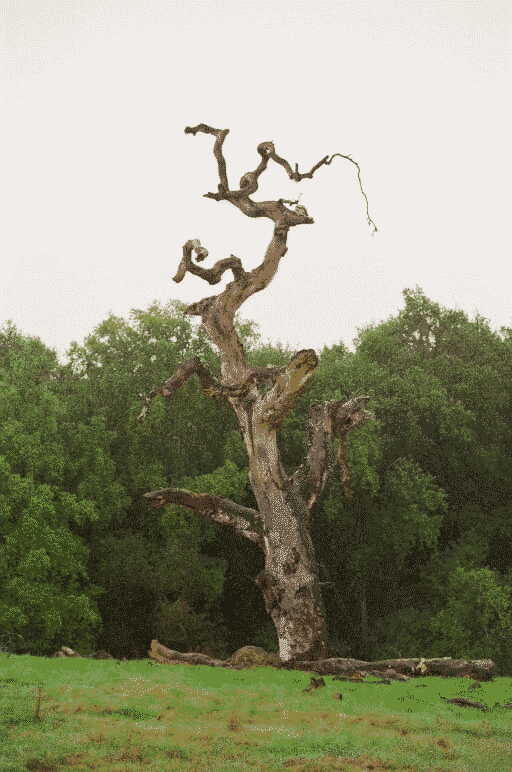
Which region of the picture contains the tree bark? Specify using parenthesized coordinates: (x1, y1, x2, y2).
(141, 124, 375, 662)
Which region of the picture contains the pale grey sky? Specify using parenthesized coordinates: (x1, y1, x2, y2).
(1, 0, 510, 355)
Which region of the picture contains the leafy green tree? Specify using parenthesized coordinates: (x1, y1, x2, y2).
(0, 324, 100, 653)
(430, 567, 512, 671)
(63, 303, 241, 656)
(299, 289, 511, 662)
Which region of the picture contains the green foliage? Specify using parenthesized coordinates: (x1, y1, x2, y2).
(0, 469, 96, 649)
(0, 325, 102, 654)
(430, 567, 512, 671)
(63, 303, 239, 657)
(1, 287, 511, 667)
(308, 288, 511, 662)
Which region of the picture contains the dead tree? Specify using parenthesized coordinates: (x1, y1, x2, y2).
(141, 124, 375, 662)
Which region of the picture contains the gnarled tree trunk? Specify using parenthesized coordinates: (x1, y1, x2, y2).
(140, 124, 375, 662)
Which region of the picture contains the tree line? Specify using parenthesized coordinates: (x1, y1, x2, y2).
(1, 288, 511, 670)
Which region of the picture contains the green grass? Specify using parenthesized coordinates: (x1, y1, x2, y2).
(1, 654, 511, 771)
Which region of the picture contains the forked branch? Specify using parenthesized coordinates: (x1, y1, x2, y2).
(292, 396, 374, 510)
(330, 396, 374, 498)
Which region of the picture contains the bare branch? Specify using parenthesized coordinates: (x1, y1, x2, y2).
(138, 356, 285, 420)
(292, 396, 374, 509)
(268, 148, 331, 182)
(173, 239, 247, 285)
(185, 124, 230, 191)
(269, 147, 377, 232)
(329, 395, 374, 498)
(144, 486, 263, 547)
(325, 154, 378, 233)
(137, 357, 223, 420)
(292, 403, 334, 512)
(177, 225, 291, 382)
(185, 123, 377, 232)
(330, 395, 373, 435)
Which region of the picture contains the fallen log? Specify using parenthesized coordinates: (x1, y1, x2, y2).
(368, 658, 495, 680)
(148, 640, 228, 667)
(283, 658, 370, 675)
(286, 657, 495, 678)
(147, 641, 496, 679)
(367, 668, 409, 681)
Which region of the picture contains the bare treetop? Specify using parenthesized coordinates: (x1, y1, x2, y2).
(184, 123, 377, 231)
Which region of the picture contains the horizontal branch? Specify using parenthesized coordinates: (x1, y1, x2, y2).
(137, 357, 219, 420)
(138, 356, 285, 420)
(144, 487, 263, 547)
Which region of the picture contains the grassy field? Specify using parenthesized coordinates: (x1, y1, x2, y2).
(0, 654, 511, 771)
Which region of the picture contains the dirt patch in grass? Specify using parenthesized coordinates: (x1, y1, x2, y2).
(109, 747, 146, 763)
(164, 748, 189, 760)
(349, 715, 400, 729)
(60, 754, 90, 768)
(24, 761, 59, 772)
(227, 713, 242, 731)
(283, 754, 397, 770)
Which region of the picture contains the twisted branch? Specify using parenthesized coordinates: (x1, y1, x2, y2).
(173, 239, 247, 285)
(184, 124, 230, 191)
(185, 123, 377, 231)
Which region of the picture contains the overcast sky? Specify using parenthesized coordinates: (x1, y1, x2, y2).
(1, 0, 510, 356)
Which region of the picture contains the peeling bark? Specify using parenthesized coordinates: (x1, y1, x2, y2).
(140, 124, 376, 662)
